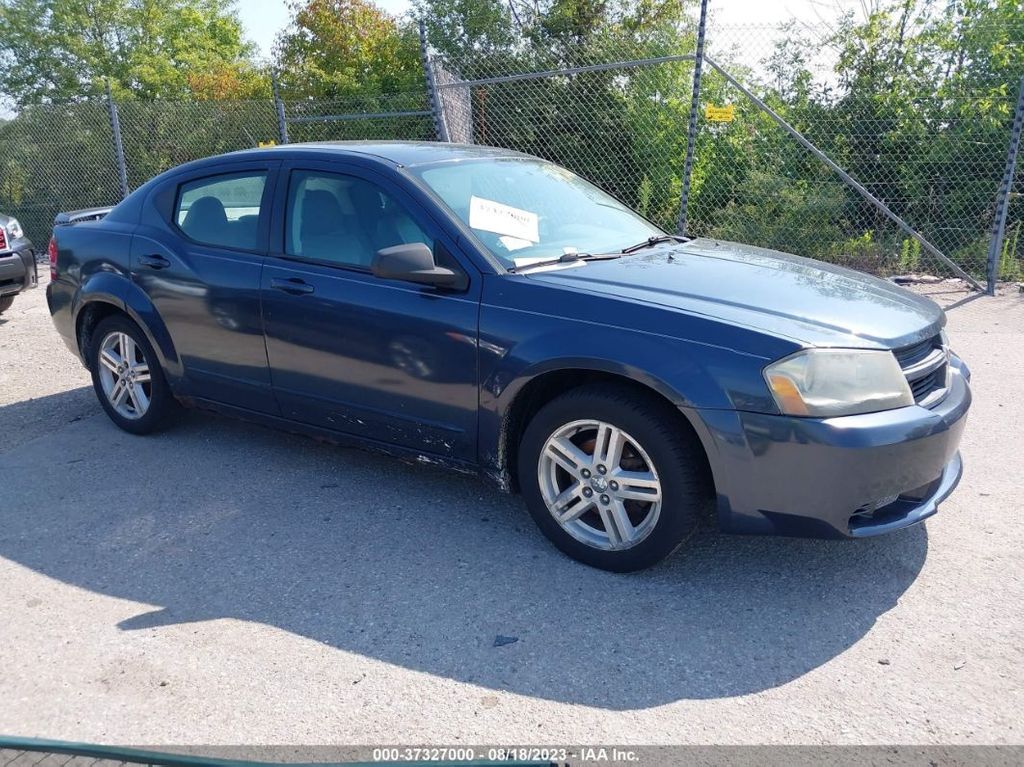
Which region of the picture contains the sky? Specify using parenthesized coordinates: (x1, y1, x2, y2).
(235, 0, 868, 61)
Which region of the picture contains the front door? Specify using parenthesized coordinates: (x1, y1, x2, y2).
(260, 164, 480, 462)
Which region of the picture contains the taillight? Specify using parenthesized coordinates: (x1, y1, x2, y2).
(48, 235, 58, 280)
(0, 227, 7, 250)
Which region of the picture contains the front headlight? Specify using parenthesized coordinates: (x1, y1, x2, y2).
(764, 348, 914, 417)
(6, 218, 23, 240)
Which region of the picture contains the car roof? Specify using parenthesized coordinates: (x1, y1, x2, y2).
(224, 141, 535, 168)
(127, 141, 542, 215)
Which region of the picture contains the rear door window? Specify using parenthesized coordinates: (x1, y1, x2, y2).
(175, 172, 268, 251)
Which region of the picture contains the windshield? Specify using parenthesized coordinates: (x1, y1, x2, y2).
(409, 158, 663, 269)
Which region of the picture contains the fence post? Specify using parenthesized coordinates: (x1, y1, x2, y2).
(987, 75, 1024, 295)
(676, 0, 709, 236)
(272, 73, 290, 145)
(105, 83, 129, 200)
(419, 20, 449, 142)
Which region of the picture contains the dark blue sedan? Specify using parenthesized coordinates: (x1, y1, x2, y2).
(47, 142, 970, 571)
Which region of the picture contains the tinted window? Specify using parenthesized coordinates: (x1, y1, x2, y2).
(285, 171, 431, 268)
(410, 158, 661, 270)
(175, 172, 267, 251)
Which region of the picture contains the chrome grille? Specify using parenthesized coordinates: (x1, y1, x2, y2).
(893, 337, 936, 368)
(894, 334, 948, 407)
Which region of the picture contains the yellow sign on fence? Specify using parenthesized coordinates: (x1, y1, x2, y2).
(704, 104, 736, 123)
(257, 140, 277, 148)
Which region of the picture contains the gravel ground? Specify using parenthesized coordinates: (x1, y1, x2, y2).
(0, 275, 1022, 746)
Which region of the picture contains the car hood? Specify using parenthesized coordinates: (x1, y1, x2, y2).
(525, 238, 944, 349)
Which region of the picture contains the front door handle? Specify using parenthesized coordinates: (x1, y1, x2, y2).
(139, 254, 170, 270)
(270, 277, 315, 295)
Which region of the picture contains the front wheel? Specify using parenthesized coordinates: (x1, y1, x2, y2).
(88, 315, 177, 434)
(518, 384, 711, 572)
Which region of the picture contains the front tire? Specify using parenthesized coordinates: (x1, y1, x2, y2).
(88, 315, 177, 434)
(518, 384, 711, 572)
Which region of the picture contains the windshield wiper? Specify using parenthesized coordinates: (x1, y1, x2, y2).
(510, 251, 622, 273)
(620, 234, 689, 253)
(511, 235, 689, 272)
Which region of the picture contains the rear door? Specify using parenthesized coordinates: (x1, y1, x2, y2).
(133, 161, 279, 413)
(260, 160, 481, 462)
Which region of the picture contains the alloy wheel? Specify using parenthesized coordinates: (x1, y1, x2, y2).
(537, 419, 662, 551)
(97, 331, 152, 420)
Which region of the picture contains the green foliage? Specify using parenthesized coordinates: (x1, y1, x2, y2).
(0, 98, 284, 244)
(0, 0, 284, 243)
(412, 0, 514, 63)
(637, 175, 653, 217)
(899, 238, 921, 272)
(412, 0, 694, 230)
(709, 170, 846, 259)
(816, 0, 1024, 276)
(0, 0, 1022, 284)
(999, 220, 1022, 281)
(831, 230, 891, 273)
(0, 101, 126, 243)
(273, 0, 423, 99)
(0, 0, 266, 105)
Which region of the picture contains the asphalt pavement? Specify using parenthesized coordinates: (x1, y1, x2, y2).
(0, 275, 1022, 745)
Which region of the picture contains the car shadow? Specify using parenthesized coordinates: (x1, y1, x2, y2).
(0, 385, 96, 453)
(0, 390, 928, 710)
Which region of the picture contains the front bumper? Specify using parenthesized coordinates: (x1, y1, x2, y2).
(0, 245, 37, 295)
(689, 354, 971, 538)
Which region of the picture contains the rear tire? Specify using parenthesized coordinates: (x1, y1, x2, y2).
(0, 295, 14, 314)
(518, 384, 711, 572)
(88, 314, 177, 434)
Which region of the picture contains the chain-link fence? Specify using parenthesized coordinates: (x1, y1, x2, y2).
(283, 91, 436, 144)
(428, 12, 1023, 290)
(0, 92, 434, 248)
(0, 8, 1020, 291)
(431, 38, 700, 245)
(0, 98, 284, 247)
(0, 100, 124, 252)
(697, 19, 1023, 289)
(1001, 160, 1024, 283)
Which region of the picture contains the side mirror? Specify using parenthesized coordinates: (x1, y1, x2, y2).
(371, 242, 465, 289)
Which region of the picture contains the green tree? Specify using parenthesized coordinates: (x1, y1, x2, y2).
(273, 0, 423, 99)
(823, 0, 1024, 273)
(0, 0, 264, 106)
(413, 0, 693, 226)
(415, 0, 513, 63)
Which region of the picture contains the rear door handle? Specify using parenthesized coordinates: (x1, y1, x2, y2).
(270, 277, 315, 295)
(139, 254, 170, 270)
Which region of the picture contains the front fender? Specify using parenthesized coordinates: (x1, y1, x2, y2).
(486, 329, 720, 410)
(476, 307, 776, 481)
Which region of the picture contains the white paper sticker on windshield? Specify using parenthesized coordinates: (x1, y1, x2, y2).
(498, 235, 533, 251)
(469, 196, 539, 243)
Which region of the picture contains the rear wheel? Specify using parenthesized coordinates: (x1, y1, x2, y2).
(0, 295, 14, 314)
(518, 384, 711, 572)
(88, 315, 177, 434)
